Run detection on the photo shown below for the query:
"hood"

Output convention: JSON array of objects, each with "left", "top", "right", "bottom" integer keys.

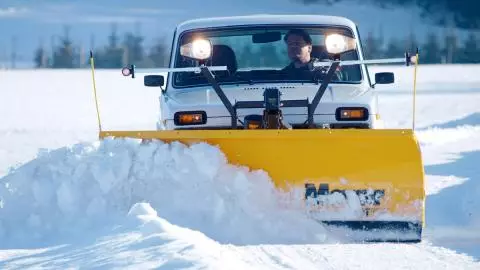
[{"left": 166, "top": 83, "right": 373, "bottom": 106}]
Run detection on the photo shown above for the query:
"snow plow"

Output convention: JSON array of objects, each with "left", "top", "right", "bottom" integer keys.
[{"left": 93, "top": 15, "right": 425, "bottom": 243}]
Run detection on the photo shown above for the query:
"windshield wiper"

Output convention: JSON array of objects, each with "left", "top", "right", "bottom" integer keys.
[{"left": 233, "top": 73, "right": 255, "bottom": 85}]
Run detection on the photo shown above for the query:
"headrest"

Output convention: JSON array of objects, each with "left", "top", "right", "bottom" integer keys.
[{"left": 209, "top": 44, "right": 238, "bottom": 75}]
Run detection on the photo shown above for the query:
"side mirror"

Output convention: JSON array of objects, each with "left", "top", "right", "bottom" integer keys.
[
  {"left": 374, "top": 72, "right": 394, "bottom": 85},
  {"left": 144, "top": 75, "right": 164, "bottom": 87}
]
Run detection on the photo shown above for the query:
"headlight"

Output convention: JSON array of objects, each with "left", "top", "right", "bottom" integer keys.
[
  {"left": 325, "top": 34, "right": 357, "bottom": 54},
  {"left": 335, "top": 107, "right": 368, "bottom": 121},
  {"left": 180, "top": 39, "right": 212, "bottom": 60},
  {"left": 174, "top": 111, "right": 207, "bottom": 125}
]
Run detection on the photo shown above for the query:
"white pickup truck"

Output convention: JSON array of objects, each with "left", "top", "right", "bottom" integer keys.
[{"left": 122, "top": 14, "right": 412, "bottom": 131}]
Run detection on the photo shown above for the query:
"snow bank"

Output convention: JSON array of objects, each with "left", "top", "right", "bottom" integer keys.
[
  {"left": 422, "top": 131, "right": 480, "bottom": 228},
  {"left": 0, "top": 138, "right": 330, "bottom": 246},
  {"left": 414, "top": 112, "right": 480, "bottom": 257},
  {"left": 121, "top": 202, "right": 252, "bottom": 269}
]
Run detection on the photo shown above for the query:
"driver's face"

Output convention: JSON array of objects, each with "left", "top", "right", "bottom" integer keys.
[{"left": 286, "top": 34, "right": 312, "bottom": 64}]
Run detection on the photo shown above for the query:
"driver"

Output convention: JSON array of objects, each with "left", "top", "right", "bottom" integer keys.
[
  {"left": 282, "top": 29, "right": 340, "bottom": 80},
  {"left": 282, "top": 29, "right": 316, "bottom": 73}
]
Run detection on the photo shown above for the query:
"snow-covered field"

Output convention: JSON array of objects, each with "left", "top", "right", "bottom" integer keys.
[{"left": 0, "top": 65, "right": 479, "bottom": 269}]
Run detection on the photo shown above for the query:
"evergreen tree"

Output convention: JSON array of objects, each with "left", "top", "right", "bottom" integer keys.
[
  {"left": 95, "top": 23, "right": 125, "bottom": 68},
  {"left": 52, "top": 26, "right": 76, "bottom": 68},
  {"left": 34, "top": 39, "right": 49, "bottom": 68},
  {"left": 148, "top": 37, "right": 169, "bottom": 67},
  {"left": 442, "top": 28, "right": 459, "bottom": 63},
  {"left": 238, "top": 44, "right": 253, "bottom": 68},
  {"left": 376, "top": 26, "right": 385, "bottom": 58},
  {"left": 422, "top": 31, "right": 442, "bottom": 64},
  {"left": 363, "top": 31, "right": 380, "bottom": 59},
  {"left": 122, "top": 24, "right": 145, "bottom": 65},
  {"left": 257, "top": 43, "right": 282, "bottom": 67},
  {"left": 240, "top": 44, "right": 263, "bottom": 68},
  {"left": 362, "top": 29, "right": 386, "bottom": 59},
  {"left": 459, "top": 32, "right": 479, "bottom": 63},
  {"left": 405, "top": 30, "right": 418, "bottom": 55},
  {"left": 383, "top": 37, "right": 404, "bottom": 59}
]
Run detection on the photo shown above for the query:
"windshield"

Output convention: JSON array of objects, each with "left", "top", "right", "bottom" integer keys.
[{"left": 173, "top": 25, "right": 362, "bottom": 88}]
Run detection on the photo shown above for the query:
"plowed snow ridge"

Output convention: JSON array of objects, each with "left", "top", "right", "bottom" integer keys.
[{"left": 0, "top": 138, "right": 331, "bottom": 246}]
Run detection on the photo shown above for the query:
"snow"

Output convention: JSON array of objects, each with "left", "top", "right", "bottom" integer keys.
[
  {"left": 0, "top": 138, "right": 330, "bottom": 247},
  {"left": 1, "top": 65, "right": 480, "bottom": 268}
]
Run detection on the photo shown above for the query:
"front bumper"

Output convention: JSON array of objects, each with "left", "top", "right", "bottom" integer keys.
[{"left": 162, "top": 114, "right": 374, "bottom": 130}]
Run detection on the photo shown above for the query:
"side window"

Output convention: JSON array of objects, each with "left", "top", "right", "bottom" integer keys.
[{"left": 356, "top": 25, "right": 372, "bottom": 86}]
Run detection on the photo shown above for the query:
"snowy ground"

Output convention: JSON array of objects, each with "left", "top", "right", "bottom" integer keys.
[{"left": 0, "top": 65, "right": 479, "bottom": 269}]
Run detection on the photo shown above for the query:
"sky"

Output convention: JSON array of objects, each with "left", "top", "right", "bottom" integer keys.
[{"left": 0, "top": 0, "right": 464, "bottom": 67}]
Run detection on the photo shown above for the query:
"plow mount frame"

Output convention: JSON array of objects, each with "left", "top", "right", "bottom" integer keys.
[{"left": 120, "top": 53, "right": 416, "bottom": 130}]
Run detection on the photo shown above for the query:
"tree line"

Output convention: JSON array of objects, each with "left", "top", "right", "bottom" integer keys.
[
  {"left": 362, "top": 28, "right": 480, "bottom": 64},
  {"left": 33, "top": 25, "right": 170, "bottom": 69},
  {"left": 33, "top": 25, "right": 480, "bottom": 69},
  {"left": 295, "top": 0, "right": 479, "bottom": 30}
]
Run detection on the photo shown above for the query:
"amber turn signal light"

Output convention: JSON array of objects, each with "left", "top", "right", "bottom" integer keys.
[
  {"left": 174, "top": 111, "right": 207, "bottom": 125},
  {"left": 335, "top": 107, "right": 368, "bottom": 121}
]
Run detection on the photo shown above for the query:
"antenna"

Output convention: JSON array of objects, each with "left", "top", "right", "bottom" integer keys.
[{"left": 412, "top": 48, "right": 419, "bottom": 131}]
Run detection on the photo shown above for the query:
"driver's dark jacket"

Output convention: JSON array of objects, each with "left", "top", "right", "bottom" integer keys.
[
  {"left": 282, "top": 57, "right": 318, "bottom": 72},
  {"left": 281, "top": 57, "right": 341, "bottom": 81}
]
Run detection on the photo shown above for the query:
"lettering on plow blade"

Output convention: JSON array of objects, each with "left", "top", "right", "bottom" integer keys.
[{"left": 304, "top": 183, "right": 386, "bottom": 216}]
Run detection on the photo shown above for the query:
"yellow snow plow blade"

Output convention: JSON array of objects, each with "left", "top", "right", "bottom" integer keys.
[{"left": 100, "top": 128, "right": 425, "bottom": 241}]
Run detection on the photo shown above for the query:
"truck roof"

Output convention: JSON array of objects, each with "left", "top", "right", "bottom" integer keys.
[{"left": 176, "top": 14, "right": 358, "bottom": 33}]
